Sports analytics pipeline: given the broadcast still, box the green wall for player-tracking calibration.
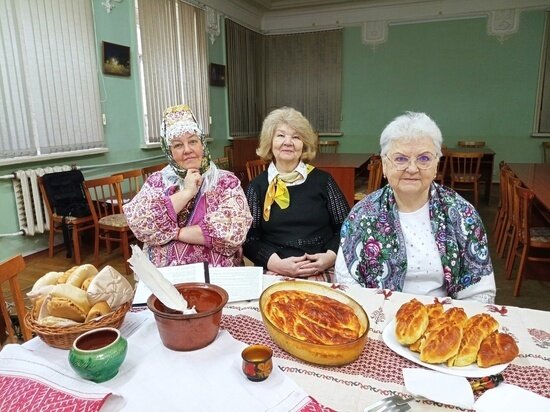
[340,11,547,165]
[0,3,548,261]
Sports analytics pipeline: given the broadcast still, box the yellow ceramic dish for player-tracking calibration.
[259,281,369,366]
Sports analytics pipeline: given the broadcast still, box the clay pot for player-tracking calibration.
[147,282,228,351]
[68,327,127,383]
[241,344,273,382]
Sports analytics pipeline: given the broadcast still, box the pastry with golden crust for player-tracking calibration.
[448,313,499,367]
[419,322,463,364]
[477,332,519,368]
[264,290,361,345]
[395,298,428,345]
[409,302,444,352]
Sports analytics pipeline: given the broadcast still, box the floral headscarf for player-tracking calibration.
[340,183,493,298]
[160,104,212,179]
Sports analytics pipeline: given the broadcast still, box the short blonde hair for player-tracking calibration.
[256,107,318,163]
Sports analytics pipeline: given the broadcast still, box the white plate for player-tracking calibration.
[382,319,509,378]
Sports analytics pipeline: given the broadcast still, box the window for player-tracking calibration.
[0,0,104,164]
[534,12,550,136]
[226,21,342,136]
[136,0,210,145]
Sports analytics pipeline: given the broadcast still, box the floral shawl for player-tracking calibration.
[340,183,493,298]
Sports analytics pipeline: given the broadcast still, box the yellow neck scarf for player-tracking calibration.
[263,164,314,221]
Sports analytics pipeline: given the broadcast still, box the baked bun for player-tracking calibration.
[395,299,428,345]
[66,264,98,288]
[29,271,64,293]
[409,302,444,352]
[448,313,499,367]
[442,307,468,328]
[419,322,462,364]
[46,284,91,322]
[57,266,79,284]
[80,276,94,291]
[477,332,519,368]
[87,265,133,309]
[37,315,81,327]
[85,301,112,322]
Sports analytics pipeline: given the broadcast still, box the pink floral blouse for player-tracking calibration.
[123,169,252,267]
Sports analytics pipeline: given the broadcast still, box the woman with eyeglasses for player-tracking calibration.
[335,112,496,303]
[123,104,252,267]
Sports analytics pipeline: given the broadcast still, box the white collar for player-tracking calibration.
[267,161,308,184]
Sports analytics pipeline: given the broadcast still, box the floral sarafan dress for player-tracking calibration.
[123,169,252,267]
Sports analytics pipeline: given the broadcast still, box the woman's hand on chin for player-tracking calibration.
[182,168,202,197]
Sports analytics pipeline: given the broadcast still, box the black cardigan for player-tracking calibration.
[243,168,350,268]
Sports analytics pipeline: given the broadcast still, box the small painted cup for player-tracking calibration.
[241,344,273,382]
[69,327,127,383]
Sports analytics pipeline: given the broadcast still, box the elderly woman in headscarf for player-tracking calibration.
[335,112,496,303]
[123,104,252,267]
[243,107,350,280]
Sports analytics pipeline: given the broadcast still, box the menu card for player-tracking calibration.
[132,263,263,305]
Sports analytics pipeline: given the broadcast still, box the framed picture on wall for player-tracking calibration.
[102,41,131,77]
[209,63,226,87]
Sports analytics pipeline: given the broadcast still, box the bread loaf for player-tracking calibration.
[448,313,499,367]
[85,301,112,322]
[46,284,91,322]
[419,322,463,364]
[395,299,428,345]
[66,264,98,288]
[477,332,519,368]
[409,302,444,352]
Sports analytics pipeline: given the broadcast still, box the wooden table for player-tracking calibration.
[508,163,550,213]
[444,146,495,204]
[313,153,372,207]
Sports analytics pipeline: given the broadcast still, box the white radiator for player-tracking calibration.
[13,166,72,235]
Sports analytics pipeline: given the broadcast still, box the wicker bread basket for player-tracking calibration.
[25,301,132,349]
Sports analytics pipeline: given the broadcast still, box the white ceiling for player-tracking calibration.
[204,0,550,34]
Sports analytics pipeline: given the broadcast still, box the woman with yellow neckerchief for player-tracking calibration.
[243,107,350,280]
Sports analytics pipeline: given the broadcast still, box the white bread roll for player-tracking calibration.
[38,315,81,327]
[47,284,91,322]
[87,265,133,309]
[29,271,64,294]
[66,264,98,288]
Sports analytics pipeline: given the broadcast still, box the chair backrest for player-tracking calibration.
[515,185,535,246]
[0,255,32,344]
[141,163,167,181]
[246,159,267,181]
[318,140,339,153]
[435,150,449,185]
[366,155,383,193]
[499,166,513,214]
[83,175,125,222]
[457,140,486,148]
[507,175,523,229]
[543,141,550,163]
[115,169,143,201]
[449,151,483,180]
[214,156,230,170]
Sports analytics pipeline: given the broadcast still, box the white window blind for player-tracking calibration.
[0,0,104,161]
[534,12,550,135]
[136,0,210,144]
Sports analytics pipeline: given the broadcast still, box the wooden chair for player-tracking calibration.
[246,159,267,181]
[354,155,383,202]
[141,163,167,181]
[38,176,94,265]
[115,169,143,202]
[493,165,513,253]
[457,140,486,148]
[84,175,134,275]
[223,145,233,169]
[543,141,550,163]
[0,255,32,345]
[435,150,449,185]
[498,175,522,260]
[214,156,230,170]
[509,186,550,296]
[318,140,339,153]
[448,150,483,206]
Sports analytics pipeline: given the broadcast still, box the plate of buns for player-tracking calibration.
[382,298,519,378]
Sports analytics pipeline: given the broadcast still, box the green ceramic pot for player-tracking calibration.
[69,327,127,383]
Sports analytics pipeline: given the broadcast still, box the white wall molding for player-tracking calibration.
[487,9,520,42]
[362,21,388,50]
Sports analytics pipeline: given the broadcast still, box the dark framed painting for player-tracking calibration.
[102,41,131,77]
[209,63,226,87]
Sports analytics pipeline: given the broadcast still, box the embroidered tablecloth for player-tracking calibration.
[222,276,550,412]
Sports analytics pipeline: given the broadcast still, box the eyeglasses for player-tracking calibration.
[385,152,436,171]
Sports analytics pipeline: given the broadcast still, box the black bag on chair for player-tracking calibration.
[41,170,91,258]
